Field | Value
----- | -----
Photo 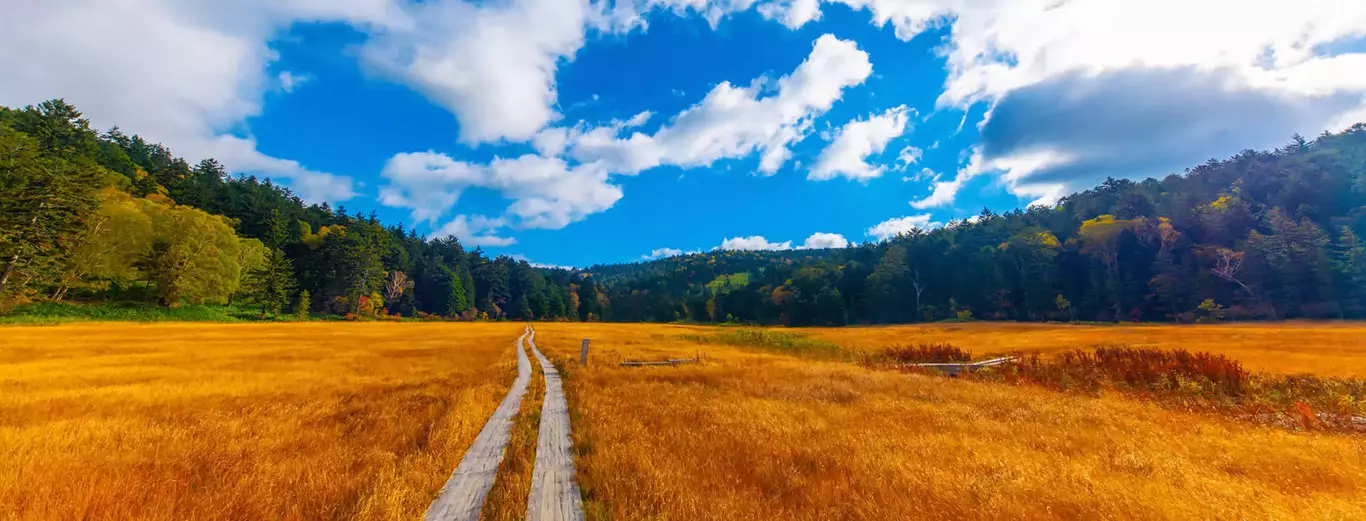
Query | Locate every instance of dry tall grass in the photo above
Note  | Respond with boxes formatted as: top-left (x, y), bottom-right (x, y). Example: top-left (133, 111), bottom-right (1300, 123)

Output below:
top-left (0, 322), bottom-right (523, 521)
top-left (531, 322), bottom-right (1366, 521)
top-left (803, 322), bottom-right (1366, 376)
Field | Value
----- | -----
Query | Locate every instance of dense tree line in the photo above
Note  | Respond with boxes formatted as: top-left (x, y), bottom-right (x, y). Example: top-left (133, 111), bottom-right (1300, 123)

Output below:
top-left (586, 128), bottom-right (1366, 325)
top-left (3, 99), bottom-right (1365, 325)
top-left (0, 100), bottom-right (579, 320)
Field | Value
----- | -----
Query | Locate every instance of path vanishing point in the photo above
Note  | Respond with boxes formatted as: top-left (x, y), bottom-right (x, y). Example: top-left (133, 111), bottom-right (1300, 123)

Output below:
top-left (423, 326), bottom-right (584, 521)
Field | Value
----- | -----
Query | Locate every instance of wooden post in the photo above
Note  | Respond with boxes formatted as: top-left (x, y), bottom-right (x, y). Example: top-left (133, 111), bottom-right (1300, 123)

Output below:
top-left (579, 339), bottom-right (589, 365)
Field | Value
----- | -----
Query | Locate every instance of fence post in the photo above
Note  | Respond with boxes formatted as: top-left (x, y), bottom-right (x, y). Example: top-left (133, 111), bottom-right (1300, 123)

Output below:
top-left (580, 339), bottom-right (590, 365)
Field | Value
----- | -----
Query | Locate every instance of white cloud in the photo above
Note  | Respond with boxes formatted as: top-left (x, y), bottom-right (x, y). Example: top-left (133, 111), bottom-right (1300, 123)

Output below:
top-left (380, 34), bottom-right (871, 239)
top-left (358, 0), bottom-right (590, 145)
top-left (564, 34), bottom-right (872, 176)
top-left (379, 151), bottom-right (485, 224)
top-left (800, 232), bottom-right (849, 249)
top-left (758, 0), bottom-right (823, 28)
top-left (867, 214), bottom-right (941, 240)
top-left (0, 0), bottom-right (389, 203)
top-left (755, 0), bottom-right (1366, 207)
top-left (432, 215), bottom-right (517, 247)
top-left (487, 155), bottom-right (623, 230)
top-left (809, 105), bottom-right (912, 181)
top-left (643, 247), bottom-right (685, 260)
top-left (378, 151), bottom-right (623, 234)
top-left (277, 71), bottom-right (312, 93)
top-left (508, 254), bottom-right (574, 270)
top-left (896, 146), bottom-right (922, 168)
top-left (718, 236), bottom-right (793, 251)
top-left (716, 232), bottom-right (847, 251)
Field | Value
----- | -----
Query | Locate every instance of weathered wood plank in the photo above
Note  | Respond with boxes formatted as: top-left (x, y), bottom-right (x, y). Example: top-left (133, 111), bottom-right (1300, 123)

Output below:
top-left (905, 356), bottom-right (1019, 376)
top-left (525, 329), bottom-right (585, 521)
top-left (423, 330), bottom-right (532, 521)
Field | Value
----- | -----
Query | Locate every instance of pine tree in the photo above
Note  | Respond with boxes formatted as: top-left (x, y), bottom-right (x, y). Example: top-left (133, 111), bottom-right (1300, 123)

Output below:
top-left (245, 247), bottom-right (296, 318)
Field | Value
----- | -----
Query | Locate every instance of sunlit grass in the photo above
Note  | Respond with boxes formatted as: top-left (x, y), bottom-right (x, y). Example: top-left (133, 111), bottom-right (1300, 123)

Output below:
top-left (531, 322), bottom-right (1366, 520)
top-left (0, 322), bottom-right (523, 520)
top-left (6, 320), bottom-right (1366, 520)
top-left (802, 321), bottom-right (1366, 377)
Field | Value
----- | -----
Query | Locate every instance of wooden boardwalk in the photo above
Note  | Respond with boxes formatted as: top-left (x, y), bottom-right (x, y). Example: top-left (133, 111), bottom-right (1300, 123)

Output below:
top-left (526, 329), bottom-right (586, 521)
top-left (423, 330), bottom-right (532, 521)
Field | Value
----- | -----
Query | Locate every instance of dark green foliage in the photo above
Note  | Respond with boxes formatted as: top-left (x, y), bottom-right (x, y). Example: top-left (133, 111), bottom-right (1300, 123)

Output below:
top-left (681, 329), bottom-right (846, 358)
top-left (0, 301), bottom-right (241, 324)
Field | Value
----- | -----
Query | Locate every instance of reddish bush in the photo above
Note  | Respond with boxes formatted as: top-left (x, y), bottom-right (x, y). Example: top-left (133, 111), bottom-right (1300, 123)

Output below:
top-left (977, 345), bottom-right (1249, 397)
top-left (882, 343), bottom-right (972, 363)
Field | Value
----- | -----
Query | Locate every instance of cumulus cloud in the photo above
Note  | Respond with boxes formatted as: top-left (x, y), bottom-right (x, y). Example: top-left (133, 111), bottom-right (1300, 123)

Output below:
top-left (755, 0), bottom-right (1366, 206)
top-left (642, 247), bottom-right (685, 260)
top-left (379, 151), bottom-right (485, 224)
top-left (384, 34), bottom-right (870, 239)
top-left (896, 146), bottom-right (923, 168)
top-left (718, 236), bottom-right (793, 251)
top-left (379, 151), bottom-right (624, 232)
top-left (432, 215), bottom-right (517, 247)
top-left (717, 232), bottom-right (848, 251)
top-left (800, 232), bottom-right (849, 249)
top-left (809, 105), bottom-right (912, 181)
top-left (564, 34), bottom-right (872, 175)
top-left (0, 0), bottom-right (392, 203)
top-left (487, 155), bottom-right (623, 230)
top-left (867, 214), bottom-right (941, 240)
top-left (971, 66), bottom-right (1362, 205)
top-left (358, 0), bottom-right (590, 145)
top-left (277, 71), bottom-right (312, 93)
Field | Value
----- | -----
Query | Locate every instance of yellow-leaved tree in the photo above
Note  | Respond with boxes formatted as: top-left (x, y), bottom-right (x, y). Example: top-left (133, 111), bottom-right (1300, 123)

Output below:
top-left (52, 189), bottom-right (153, 301)
top-left (141, 199), bottom-right (253, 307)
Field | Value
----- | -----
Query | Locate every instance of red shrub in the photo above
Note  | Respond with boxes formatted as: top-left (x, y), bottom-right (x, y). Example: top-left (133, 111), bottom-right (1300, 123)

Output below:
top-left (882, 343), bottom-right (972, 363)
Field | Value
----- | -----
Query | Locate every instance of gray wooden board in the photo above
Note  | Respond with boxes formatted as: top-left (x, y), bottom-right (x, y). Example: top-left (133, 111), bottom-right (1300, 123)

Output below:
top-left (423, 329), bottom-right (533, 521)
top-left (525, 329), bottom-right (586, 521)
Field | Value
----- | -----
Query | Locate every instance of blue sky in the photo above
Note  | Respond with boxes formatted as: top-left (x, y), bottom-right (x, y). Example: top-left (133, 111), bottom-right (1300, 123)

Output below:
top-left (4, 0), bottom-right (1365, 267)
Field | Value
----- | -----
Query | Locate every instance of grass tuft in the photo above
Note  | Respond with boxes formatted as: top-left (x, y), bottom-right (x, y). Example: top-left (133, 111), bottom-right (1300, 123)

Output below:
top-left (968, 345), bottom-right (1365, 432)
top-left (680, 328), bottom-right (846, 359)
top-left (880, 343), bottom-right (973, 363)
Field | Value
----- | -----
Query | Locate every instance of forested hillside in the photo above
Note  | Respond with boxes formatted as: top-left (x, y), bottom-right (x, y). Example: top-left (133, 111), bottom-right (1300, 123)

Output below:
top-left (0, 100), bottom-right (578, 321)
top-left (3, 99), bottom-right (1365, 324)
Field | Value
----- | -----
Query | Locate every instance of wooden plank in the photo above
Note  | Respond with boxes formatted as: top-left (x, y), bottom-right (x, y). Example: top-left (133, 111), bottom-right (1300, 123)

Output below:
top-left (904, 356), bottom-right (1018, 377)
top-left (423, 329), bottom-right (533, 521)
top-left (525, 329), bottom-right (586, 521)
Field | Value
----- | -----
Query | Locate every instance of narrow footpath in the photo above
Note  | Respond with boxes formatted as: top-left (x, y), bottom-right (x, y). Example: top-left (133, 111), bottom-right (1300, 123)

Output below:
top-left (525, 328), bottom-right (586, 521)
top-left (424, 330), bottom-right (532, 521)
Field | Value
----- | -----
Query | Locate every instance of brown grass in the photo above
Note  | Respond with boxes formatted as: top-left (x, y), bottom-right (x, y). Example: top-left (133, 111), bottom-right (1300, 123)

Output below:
top-left (530, 322), bottom-right (1366, 520)
top-left (803, 321), bottom-right (1366, 377)
top-left (0, 322), bottom-right (523, 521)
top-left (6, 321), bottom-right (1366, 520)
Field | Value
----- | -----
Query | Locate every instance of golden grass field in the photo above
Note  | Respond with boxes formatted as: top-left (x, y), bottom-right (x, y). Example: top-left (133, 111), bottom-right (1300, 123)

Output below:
top-left (801, 322), bottom-right (1366, 377)
top-left (0, 322), bottom-right (524, 520)
top-left (530, 322), bottom-right (1366, 520)
top-left (3, 321), bottom-right (1365, 520)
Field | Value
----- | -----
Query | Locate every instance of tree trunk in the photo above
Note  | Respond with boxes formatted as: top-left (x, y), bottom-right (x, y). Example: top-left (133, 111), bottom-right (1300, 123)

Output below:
top-left (0, 254), bottom-right (16, 295)
top-left (2, 206), bottom-right (43, 296)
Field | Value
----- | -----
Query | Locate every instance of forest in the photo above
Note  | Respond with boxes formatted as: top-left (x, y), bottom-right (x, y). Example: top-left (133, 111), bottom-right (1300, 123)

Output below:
top-left (2, 99), bottom-right (1365, 325)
